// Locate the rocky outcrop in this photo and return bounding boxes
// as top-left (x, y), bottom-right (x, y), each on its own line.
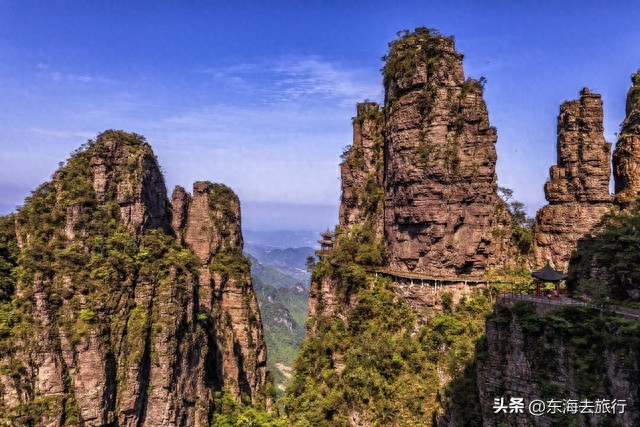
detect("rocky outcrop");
top-left (307, 276), bottom-right (356, 324)
top-left (171, 185), bottom-right (191, 244)
top-left (339, 101), bottom-right (384, 238)
top-left (383, 28), bottom-right (512, 277)
top-left (476, 301), bottom-right (639, 427)
top-left (0, 130), bottom-right (267, 425)
top-left (181, 181), bottom-right (266, 403)
top-left (89, 130), bottom-right (170, 232)
top-left (311, 101), bottom-right (386, 325)
top-left (613, 71), bottom-right (640, 206)
top-left (534, 89), bottom-right (612, 268)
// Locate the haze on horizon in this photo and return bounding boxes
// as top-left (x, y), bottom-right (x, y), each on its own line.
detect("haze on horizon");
top-left (1, 1), bottom-right (639, 233)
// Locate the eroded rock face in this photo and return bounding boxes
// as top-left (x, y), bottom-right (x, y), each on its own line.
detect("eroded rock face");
top-left (534, 89), bottom-right (612, 268)
top-left (307, 276), bottom-right (356, 327)
top-left (0, 131), bottom-right (266, 425)
top-left (311, 101), bottom-right (385, 324)
top-left (90, 131), bottom-right (170, 232)
top-left (382, 28), bottom-right (510, 277)
top-left (171, 185), bottom-right (191, 244)
top-left (339, 101), bottom-right (384, 238)
top-left (181, 181), bottom-right (266, 403)
top-left (476, 302), bottom-right (639, 427)
top-left (613, 71), bottom-right (640, 206)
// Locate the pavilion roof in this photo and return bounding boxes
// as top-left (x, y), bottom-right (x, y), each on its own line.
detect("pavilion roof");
top-left (531, 262), bottom-right (567, 282)
top-left (320, 228), bottom-right (334, 238)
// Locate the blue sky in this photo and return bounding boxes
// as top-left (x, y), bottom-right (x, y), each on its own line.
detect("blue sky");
top-left (1, 1), bottom-right (639, 231)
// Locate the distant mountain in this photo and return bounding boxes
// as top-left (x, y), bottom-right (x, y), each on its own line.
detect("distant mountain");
top-left (246, 253), bottom-right (301, 288)
top-left (249, 255), bottom-right (308, 394)
top-left (245, 243), bottom-right (314, 285)
top-left (244, 229), bottom-right (320, 249)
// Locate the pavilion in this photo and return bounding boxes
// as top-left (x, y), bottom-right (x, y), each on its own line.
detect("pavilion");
top-left (316, 229), bottom-right (335, 259)
top-left (531, 261), bottom-right (567, 298)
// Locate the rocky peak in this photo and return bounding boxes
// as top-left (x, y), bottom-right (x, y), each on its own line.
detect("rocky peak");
top-left (1, 132), bottom-right (267, 424)
top-left (89, 130), bottom-right (170, 232)
top-left (183, 181), bottom-right (243, 264)
top-left (534, 89), bottom-right (612, 268)
top-left (545, 89), bottom-right (611, 204)
top-left (339, 101), bottom-right (384, 237)
top-left (170, 185), bottom-right (191, 244)
top-left (613, 70), bottom-right (640, 205)
top-left (178, 180), bottom-right (266, 403)
top-left (382, 27), bottom-right (510, 277)
top-left (383, 28), bottom-right (464, 100)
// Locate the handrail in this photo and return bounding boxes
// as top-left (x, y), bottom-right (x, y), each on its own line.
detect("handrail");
top-left (374, 270), bottom-right (640, 320)
top-left (498, 293), bottom-right (587, 307)
top-left (373, 268), bottom-right (488, 284)
top-left (497, 293), bottom-right (640, 319)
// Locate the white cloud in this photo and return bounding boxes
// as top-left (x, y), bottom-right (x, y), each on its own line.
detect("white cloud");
top-left (270, 56), bottom-right (381, 103)
top-left (36, 63), bottom-right (116, 85)
top-left (26, 127), bottom-right (94, 139)
top-left (196, 55), bottom-right (382, 105)
top-left (1, 56), bottom-right (383, 226)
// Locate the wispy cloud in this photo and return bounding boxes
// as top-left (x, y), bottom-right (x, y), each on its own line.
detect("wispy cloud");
top-left (36, 63), bottom-right (116, 85)
top-left (270, 56), bottom-right (381, 102)
top-left (196, 55), bottom-right (382, 106)
top-left (26, 127), bottom-right (94, 139)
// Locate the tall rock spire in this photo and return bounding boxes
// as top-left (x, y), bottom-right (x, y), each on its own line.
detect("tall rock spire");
top-left (180, 181), bottom-right (266, 406)
top-left (339, 101), bottom-right (384, 238)
top-left (613, 71), bottom-right (640, 205)
top-left (534, 88), bottom-right (612, 268)
top-left (382, 28), bottom-right (510, 277)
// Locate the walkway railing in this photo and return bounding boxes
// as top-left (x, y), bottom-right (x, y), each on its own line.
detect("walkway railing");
top-left (373, 268), bottom-right (488, 285)
top-left (370, 269), bottom-right (640, 320)
top-left (498, 292), bottom-right (640, 320)
top-left (498, 293), bottom-right (587, 307)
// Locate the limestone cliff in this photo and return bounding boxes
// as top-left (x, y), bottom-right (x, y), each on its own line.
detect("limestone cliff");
top-left (180, 181), bottom-right (266, 404)
top-left (339, 101), bottom-right (384, 239)
top-left (0, 130), bottom-right (267, 426)
top-left (475, 301), bottom-right (639, 427)
top-left (383, 28), bottom-right (511, 277)
top-left (88, 132), bottom-right (170, 233)
top-left (534, 88), bottom-right (612, 269)
top-left (292, 29), bottom-right (518, 426)
top-left (614, 71), bottom-right (640, 206)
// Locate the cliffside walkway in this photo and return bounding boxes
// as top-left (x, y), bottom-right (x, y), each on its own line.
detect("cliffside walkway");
top-left (498, 293), bottom-right (640, 320)
top-left (372, 270), bottom-right (640, 321)
top-left (373, 268), bottom-right (488, 286)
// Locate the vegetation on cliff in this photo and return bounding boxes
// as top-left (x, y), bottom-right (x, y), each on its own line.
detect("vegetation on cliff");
top-left (285, 275), bottom-right (493, 426)
top-left (0, 130), bottom-right (273, 425)
top-left (0, 132), bottom-right (201, 422)
top-left (481, 302), bottom-right (640, 426)
top-left (568, 204), bottom-right (640, 304)
top-left (497, 186), bottom-right (534, 257)
top-left (343, 102), bottom-right (385, 224)
top-left (311, 224), bottom-right (386, 301)
top-left (382, 27), bottom-right (457, 96)
top-left (0, 215), bottom-right (17, 303)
